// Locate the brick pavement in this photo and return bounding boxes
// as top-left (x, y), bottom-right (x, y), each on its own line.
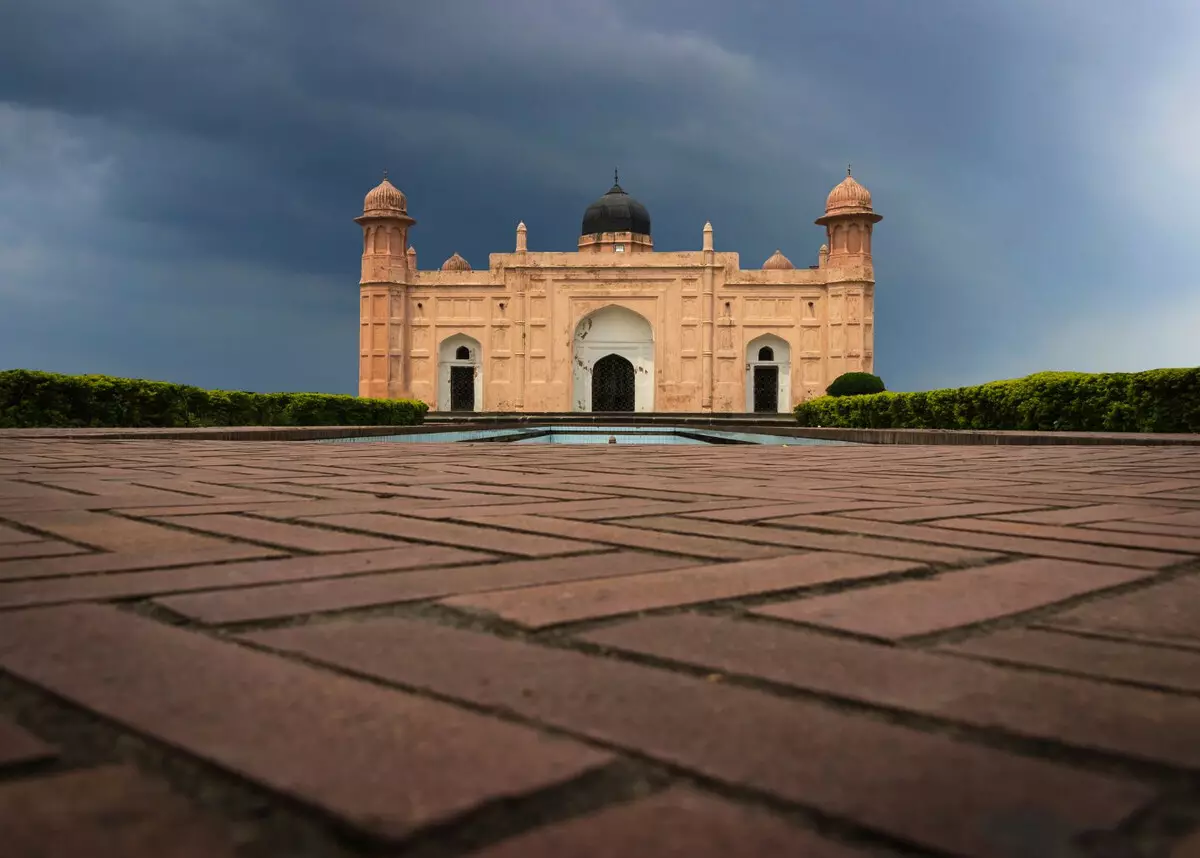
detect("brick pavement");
top-left (0, 436), bottom-right (1198, 857)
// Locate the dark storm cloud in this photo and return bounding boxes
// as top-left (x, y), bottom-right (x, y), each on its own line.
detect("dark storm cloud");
top-left (1, 0), bottom-right (1197, 393)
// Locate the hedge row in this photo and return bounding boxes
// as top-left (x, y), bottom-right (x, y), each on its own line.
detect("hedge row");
top-left (795, 369), bottom-right (1200, 433)
top-left (0, 370), bottom-right (428, 428)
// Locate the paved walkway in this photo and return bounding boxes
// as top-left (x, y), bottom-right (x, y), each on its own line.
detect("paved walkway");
top-left (0, 437), bottom-right (1199, 857)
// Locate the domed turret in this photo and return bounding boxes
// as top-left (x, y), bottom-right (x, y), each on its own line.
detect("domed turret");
top-left (581, 172), bottom-right (651, 237)
top-left (354, 170), bottom-right (416, 286)
top-left (815, 166), bottom-right (881, 268)
top-left (441, 252), bottom-right (471, 272)
top-left (824, 175), bottom-right (873, 215)
top-left (363, 174), bottom-right (407, 215)
top-left (762, 249), bottom-right (794, 270)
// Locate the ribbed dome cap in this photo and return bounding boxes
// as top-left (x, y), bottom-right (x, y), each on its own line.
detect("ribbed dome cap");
top-left (762, 249), bottom-right (794, 270)
top-left (824, 173), bottom-right (874, 215)
top-left (441, 252), bottom-right (471, 271)
top-left (363, 176), bottom-right (407, 214)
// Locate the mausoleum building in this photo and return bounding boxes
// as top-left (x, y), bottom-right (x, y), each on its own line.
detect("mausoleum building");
top-left (356, 170), bottom-right (881, 413)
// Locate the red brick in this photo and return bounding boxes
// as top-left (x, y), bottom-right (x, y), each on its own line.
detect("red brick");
top-left (0, 766), bottom-right (241, 857)
top-left (937, 627), bottom-right (1200, 694)
top-left (432, 483), bottom-right (614, 501)
top-left (581, 613), bottom-right (1200, 769)
top-left (930, 516), bottom-right (1200, 554)
top-left (992, 504), bottom-right (1183, 526)
top-left (681, 499), bottom-right (929, 523)
top-left (753, 558), bottom-right (1152, 640)
top-left (155, 550), bottom-right (694, 624)
top-left (0, 543), bottom-right (286, 582)
top-left (113, 501), bottom-right (317, 517)
top-left (246, 616), bottom-right (1150, 858)
top-left (302, 512), bottom-right (604, 557)
top-left (472, 788), bottom-right (874, 858)
top-left (152, 512), bottom-right (402, 552)
top-left (0, 540), bottom-right (88, 561)
top-left (1087, 519), bottom-right (1200, 538)
top-left (841, 501), bottom-right (1053, 522)
top-left (765, 514), bottom-right (1187, 569)
top-left (444, 552), bottom-right (922, 629)
top-left (0, 717), bottom-right (55, 768)
top-left (1134, 510), bottom-right (1200, 527)
top-left (511, 498), bottom-right (769, 522)
top-left (0, 524), bottom-right (40, 544)
top-left (0, 509), bottom-right (253, 552)
top-left (618, 515), bottom-right (999, 565)
top-left (240, 497), bottom-right (435, 519)
top-left (1042, 577), bottom-right (1200, 646)
top-left (451, 514), bottom-right (807, 561)
top-left (0, 544), bottom-right (491, 610)
top-left (0, 604), bottom-right (611, 841)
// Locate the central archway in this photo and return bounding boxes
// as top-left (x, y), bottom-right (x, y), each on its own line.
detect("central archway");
top-left (572, 305), bottom-right (654, 412)
top-left (591, 354), bottom-right (636, 411)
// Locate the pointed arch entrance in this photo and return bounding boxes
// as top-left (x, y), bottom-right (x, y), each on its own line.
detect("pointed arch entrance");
top-left (745, 334), bottom-right (791, 413)
top-left (437, 334), bottom-right (482, 412)
top-left (572, 305), bottom-right (654, 412)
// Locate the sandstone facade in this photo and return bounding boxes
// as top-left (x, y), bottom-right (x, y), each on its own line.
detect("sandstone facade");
top-left (356, 169), bottom-right (881, 413)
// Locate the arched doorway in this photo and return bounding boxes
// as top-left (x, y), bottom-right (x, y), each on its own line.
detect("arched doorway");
top-left (745, 334), bottom-right (791, 413)
top-left (591, 354), bottom-right (636, 411)
top-left (572, 306), bottom-right (654, 412)
top-left (437, 334), bottom-right (482, 412)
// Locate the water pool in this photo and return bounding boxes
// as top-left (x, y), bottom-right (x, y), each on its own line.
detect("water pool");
top-left (320, 426), bottom-right (854, 446)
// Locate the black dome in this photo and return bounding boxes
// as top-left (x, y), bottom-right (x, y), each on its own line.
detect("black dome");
top-left (581, 182), bottom-right (651, 236)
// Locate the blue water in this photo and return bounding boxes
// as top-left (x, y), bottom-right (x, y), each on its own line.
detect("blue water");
top-left (321, 426), bottom-right (853, 446)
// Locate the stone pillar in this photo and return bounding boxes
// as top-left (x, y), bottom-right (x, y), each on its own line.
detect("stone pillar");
top-left (701, 221), bottom-right (715, 410)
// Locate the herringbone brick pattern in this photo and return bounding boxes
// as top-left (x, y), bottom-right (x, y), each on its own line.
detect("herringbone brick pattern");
top-left (1, 436), bottom-right (1199, 857)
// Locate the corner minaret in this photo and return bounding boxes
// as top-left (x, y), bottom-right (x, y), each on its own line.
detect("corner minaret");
top-left (355, 173), bottom-right (414, 399)
top-left (814, 166), bottom-right (882, 274)
top-left (815, 167), bottom-right (881, 379)
top-left (355, 172), bottom-right (415, 284)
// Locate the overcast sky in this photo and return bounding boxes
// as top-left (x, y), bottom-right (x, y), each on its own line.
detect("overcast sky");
top-left (2, 0), bottom-right (1197, 394)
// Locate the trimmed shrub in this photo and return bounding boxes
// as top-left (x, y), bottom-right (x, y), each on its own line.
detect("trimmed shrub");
top-left (0, 370), bottom-right (428, 428)
top-left (794, 368), bottom-right (1200, 433)
top-left (826, 372), bottom-right (887, 397)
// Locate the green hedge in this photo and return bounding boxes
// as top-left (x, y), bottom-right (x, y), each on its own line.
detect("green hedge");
top-left (0, 370), bottom-right (428, 428)
top-left (794, 369), bottom-right (1200, 433)
top-left (826, 372), bottom-right (886, 397)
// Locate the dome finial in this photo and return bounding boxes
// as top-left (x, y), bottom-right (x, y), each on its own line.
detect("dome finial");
top-left (614, 167), bottom-right (619, 186)
top-left (847, 163), bottom-right (852, 177)
top-left (383, 168), bottom-right (388, 180)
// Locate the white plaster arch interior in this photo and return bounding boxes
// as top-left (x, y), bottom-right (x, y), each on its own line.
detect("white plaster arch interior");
top-left (437, 333), bottom-right (483, 412)
top-left (745, 332), bottom-right (792, 414)
top-left (572, 305), bottom-right (655, 412)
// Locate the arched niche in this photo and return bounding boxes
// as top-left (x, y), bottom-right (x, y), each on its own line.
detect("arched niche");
top-left (847, 224), bottom-right (863, 253)
top-left (572, 305), bottom-right (655, 412)
top-left (437, 333), bottom-right (482, 412)
top-left (745, 333), bottom-right (792, 413)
